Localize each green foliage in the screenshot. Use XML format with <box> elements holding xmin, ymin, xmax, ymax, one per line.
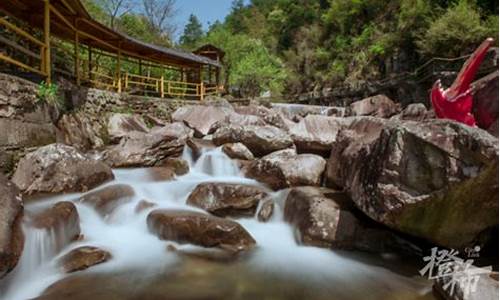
<box><xmin>37</xmin><ymin>82</ymin><xmax>64</xmax><ymax>109</ymax></box>
<box><xmin>205</xmin><ymin>25</ymin><xmax>286</xmax><ymax>97</ymax></box>
<box><xmin>417</xmin><ymin>0</ymin><xmax>494</xmax><ymax>57</ymax></box>
<box><xmin>179</xmin><ymin>14</ymin><xmax>205</xmax><ymax>50</ymax></box>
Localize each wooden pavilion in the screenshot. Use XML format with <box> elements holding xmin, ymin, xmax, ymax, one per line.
<box><xmin>0</xmin><ymin>0</ymin><xmax>223</xmax><ymax>100</ymax></box>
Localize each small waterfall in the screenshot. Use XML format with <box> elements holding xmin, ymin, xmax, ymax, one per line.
<box><xmin>189</xmin><ymin>147</ymin><xmax>240</xmax><ymax>177</ymax></box>
<box><xmin>0</xmin><ymin>143</ymin><xmax>434</xmax><ymax>300</ymax></box>
<box><xmin>0</xmin><ymin>226</ymin><xmax>63</xmax><ymax>300</ymax></box>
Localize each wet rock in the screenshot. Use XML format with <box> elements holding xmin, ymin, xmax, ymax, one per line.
<box><xmin>172</xmin><ymin>105</ymin><xmax>234</xmax><ymax>137</ymax></box>
<box><xmin>160</xmin><ymin>157</ymin><xmax>190</xmax><ymax>175</ymax></box>
<box><xmin>222</xmin><ymin>143</ymin><xmax>254</xmax><ymax>160</ymax></box>
<box><xmin>257</xmin><ymin>199</ymin><xmax>274</xmax><ymax>222</ymax></box>
<box><xmin>146</xmin><ymin>158</ymin><xmax>189</xmax><ymax>181</ymax></box>
<box><xmin>328</xmin><ymin>118</ymin><xmax>499</xmax><ymax>249</ymax></box>
<box><xmin>245</xmin><ymin>149</ymin><xmax>326</xmax><ymax>190</ymax></box>
<box><xmin>213</xmin><ymin>125</ymin><xmax>294</xmax><ymax>157</ymax></box>
<box><xmin>349</xmin><ymin>94</ymin><xmax>400</xmax><ymax>118</ymax></box>
<box><xmin>0</xmin><ymin>174</ymin><xmax>24</xmax><ymax>278</ymax></box>
<box><xmin>186</xmin><ymin>183</ymin><xmax>269</xmax><ymax>217</ymax></box>
<box><xmin>186</xmin><ymin>138</ymin><xmax>216</xmax><ymax>160</ymax></box>
<box><xmin>288</xmin><ymin>115</ymin><xmax>346</xmax><ymax>156</ymax></box>
<box><xmin>284</xmin><ymin>187</ymin><xmax>416</xmax><ymax>253</ymax></box>
<box><xmin>59</xmin><ymin>246</ymin><xmax>111</xmax><ymax>273</ymax></box>
<box><xmin>31</xmin><ymin>201</ymin><xmax>80</xmax><ymax>252</ymax></box>
<box><xmin>78</xmin><ymin>184</ymin><xmax>135</xmax><ymax>217</ymax></box>
<box><xmin>147</xmin><ymin>209</ymin><xmax>256</xmax><ymax>252</ymax></box>
<box><xmin>12</xmin><ymin>144</ymin><xmax>114</xmax><ymax>195</ymax></box>
<box><xmin>103</xmin><ymin>122</ymin><xmax>193</xmax><ymax>167</ymax></box>
<box><xmin>107</xmin><ymin>113</ymin><xmax>149</xmax><ymax>143</ymax></box>
<box><xmin>135</xmin><ymin>200</ymin><xmax>157</xmax><ymax>213</ymax></box>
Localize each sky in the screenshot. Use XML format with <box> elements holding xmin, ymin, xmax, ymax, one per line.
<box><xmin>172</xmin><ymin>0</ymin><xmax>249</xmax><ymax>39</ymax></box>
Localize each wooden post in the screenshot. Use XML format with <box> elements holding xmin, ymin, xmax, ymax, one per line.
<box><xmin>88</xmin><ymin>45</ymin><xmax>92</xmax><ymax>81</ymax></box>
<box><xmin>124</xmin><ymin>72</ymin><xmax>128</xmax><ymax>90</ymax></box>
<box><xmin>116</xmin><ymin>47</ymin><xmax>121</xmax><ymax>92</ymax></box>
<box><xmin>160</xmin><ymin>75</ymin><xmax>164</xmax><ymax>98</ymax></box>
<box><xmin>200</xmin><ymin>82</ymin><xmax>204</xmax><ymax>101</ymax></box>
<box><xmin>74</xmin><ymin>22</ymin><xmax>80</xmax><ymax>85</ymax></box>
<box><xmin>43</xmin><ymin>0</ymin><xmax>51</xmax><ymax>83</ymax></box>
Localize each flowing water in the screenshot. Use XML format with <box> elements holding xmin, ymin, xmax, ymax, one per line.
<box><xmin>0</xmin><ymin>146</ymin><xmax>436</xmax><ymax>300</ymax></box>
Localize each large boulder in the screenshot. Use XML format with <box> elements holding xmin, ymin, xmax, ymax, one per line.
<box><xmin>288</xmin><ymin>115</ymin><xmax>346</xmax><ymax>156</ymax></box>
<box><xmin>284</xmin><ymin>187</ymin><xmax>413</xmax><ymax>253</ymax></box>
<box><xmin>213</xmin><ymin>125</ymin><xmax>293</xmax><ymax>157</ymax></box>
<box><xmin>234</xmin><ymin>105</ymin><xmax>289</xmax><ymax>130</ymax></box>
<box><xmin>103</xmin><ymin>122</ymin><xmax>193</xmax><ymax>167</ymax></box>
<box><xmin>327</xmin><ymin>118</ymin><xmax>499</xmax><ymax>249</ymax></box>
<box><xmin>391</xmin><ymin>103</ymin><xmax>433</xmax><ymax>122</ymax></box>
<box><xmin>145</xmin><ymin>158</ymin><xmax>190</xmax><ymax>181</ymax></box>
<box><xmin>12</xmin><ymin>144</ymin><xmax>114</xmax><ymax>195</ymax></box>
<box><xmin>186</xmin><ymin>183</ymin><xmax>269</xmax><ymax>217</ymax></box>
<box><xmin>172</xmin><ymin>105</ymin><xmax>234</xmax><ymax>137</ymax></box>
<box><xmin>58</xmin><ymin>246</ymin><xmax>111</xmax><ymax>273</ymax></box>
<box><xmin>245</xmin><ymin>149</ymin><xmax>326</xmax><ymax>190</ymax></box>
<box><xmin>472</xmin><ymin>71</ymin><xmax>498</xmax><ymax>136</ymax></box>
<box><xmin>326</xmin><ymin>116</ymin><xmax>388</xmax><ymax>189</ymax></box>
<box><xmin>107</xmin><ymin>113</ymin><xmax>149</xmax><ymax>143</ymax></box>
<box><xmin>349</xmin><ymin>94</ymin><xmax>400</xmax><ymax>118</ymax></box>
<box><xmin>56</xmin><ymin>112</ymin><xmax>107</xmax><ymax>151</ymax></box>
<box><xmin>147</xmin><ymin>209</ymin><xmax>256</xmax><ymax>252</ymax></box>
<box><xmin>271</xmin><ymin>103</ymin><xmax>347</xmax><ymax>120</ymax></box>
<box><xmin>30</xmin><ymin>201</ymin><xmax>80</xmax><ymax>252</ymax></box>
<box><xmin>0</xmin><ymin>174</ymin><xmax>24</xmax><ymax>279</ymax></box>
<box><xmin>77</xmin><ymin>184</ymin><xmax>135</xmax><ymax>217</ymax></box>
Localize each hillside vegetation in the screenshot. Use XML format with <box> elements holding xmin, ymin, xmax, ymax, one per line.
<box><xmin>84</xmin><ymin>0</ymin><xmax>498</xmax><ymax>97</ymax></box>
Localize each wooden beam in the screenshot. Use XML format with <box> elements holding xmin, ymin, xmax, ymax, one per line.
<box><xmin>0</xmin><ymin>17</ymin><xmax>44</xmax><ymax>47</ymax></box>
<box><xmin>0</xmin><ymin>53</ymin><xmax>46</xmax><ymax>76</ymax></box>
<box><xmin>116</xmin><ymin>46</ymin><xmax>121</xmax><ymax>92</ymax></box>
<box><xmin>59</xmin><ymin>0</ymin><xmax>76</xmax><ymax>15</ymax></box>
<box><xmin>43</xmin><ymin>0</ymin><xmax>51</xmax><ymax>83</ymax></box>
<box><xmin>0</xmin><ymin>35</ymin><xmax>40</xmax><ymax>60</ymax></box>
<box><xmin>74</xmin><ymin>20</ymin><xmax>79</xmax><ymax>85</ymax></box>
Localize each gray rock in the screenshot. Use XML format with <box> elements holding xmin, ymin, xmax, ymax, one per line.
<box><xmin>12</xmin><ymin>144</ymin><xmax>114</xmax><ymax>195</ymax></box>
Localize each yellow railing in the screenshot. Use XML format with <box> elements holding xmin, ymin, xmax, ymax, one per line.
<box><xmin>0</xmin><ymin>17</ymin><xmax>47</xmax><ymax>77</ymax></box>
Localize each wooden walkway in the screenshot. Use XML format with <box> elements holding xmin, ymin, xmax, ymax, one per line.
<box><xmin>0</xmin><ymin>0</ymin><xmax>223</xmax><ymax>100</ymax></box>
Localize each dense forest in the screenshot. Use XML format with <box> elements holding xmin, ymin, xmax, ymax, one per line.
<box><xmin>84</xmin><ymin>0</ymin><xmax>498</xmax><ymax>97</ymax></box>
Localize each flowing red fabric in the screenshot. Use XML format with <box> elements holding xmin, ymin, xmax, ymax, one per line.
<box><xmin>430</xmin><ymin>38</ymin><xmax>494</xmax><ymax>127</ymax></box>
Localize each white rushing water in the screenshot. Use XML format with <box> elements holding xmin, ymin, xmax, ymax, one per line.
<box><xmin>0</xmin><ymin>146</ymin><xmax>432</xmax><ymax>300</ymax></box>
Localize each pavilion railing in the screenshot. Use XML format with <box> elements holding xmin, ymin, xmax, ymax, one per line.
<box><xmin>0</xmin><ymin>16</ymin><xmax>47</xmax><ymax>78</ymax></box>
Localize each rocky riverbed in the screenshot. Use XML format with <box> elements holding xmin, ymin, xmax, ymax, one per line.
<box><xmin>0</xmin><ymin>81</ymin><xmax>498</xmax><ymax>299</ymax></box>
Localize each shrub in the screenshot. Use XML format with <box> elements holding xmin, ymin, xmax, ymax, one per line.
<box><xmin>37</xmin><ymin>81</ymin><xmax>64</xmax><ymax>109</ymax></box>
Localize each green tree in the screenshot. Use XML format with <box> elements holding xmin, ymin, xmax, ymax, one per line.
<box><xmin>417</xmin><ymin>0</ymin><xmax>494</xmax><ymax>57</ymax></box>
<box><xmin>205</xmin><ymin>26</ymin><xmax>286</xmax><ymax>97</ymax></box>
<box><xmin>179</xmin><ymin>14</ymin><xmax>204</xmax><ymax>50</ymax></box>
